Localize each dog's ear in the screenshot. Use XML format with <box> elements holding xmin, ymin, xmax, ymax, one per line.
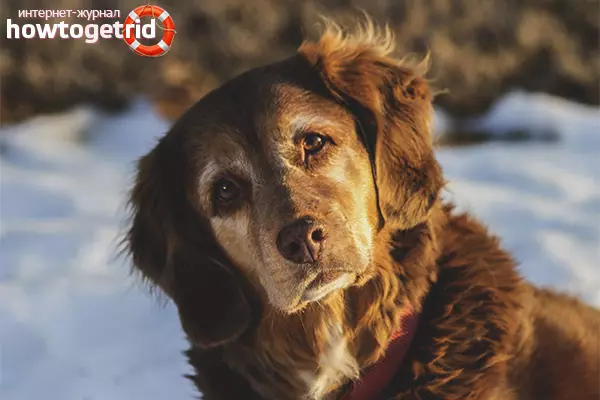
<box><xmin>170</xmin><ymin>249</ymin><xmax>253</xmax><ymax>349</ymax></box>
<box><xmin>126</xmin><ymin>134</ymin><xmax>251</xmax><ymax>348</ymax></box>
<box><xmin>299</xmin><ymin>22</ymin><xmax>444</xmax><ymax>229</ymax></box>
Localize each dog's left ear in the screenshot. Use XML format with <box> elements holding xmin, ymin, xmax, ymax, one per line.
<box><xmin>299</xmin><ymin>23</ymin><xmax>444</xmax><ymax>229</ymax></box>
<box><xmin>126</xmin><ymin>134</ymin><xmax>251</xmax><ymax>349</ymax></box>
<box><xmin>170</xmin><ymin>249</ymin><xmax>253</xmax><ymax>349</ymax></box>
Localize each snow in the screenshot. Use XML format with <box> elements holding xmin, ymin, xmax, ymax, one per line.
<box><xmin>1</xmin><ymin>93</ymin><xmax>599</xmax><ymax>399</ymax></box>
<box><xmin>1</xmin><ymin>100</ymin><xmax>195</xmax><ymax>400</ymax></box>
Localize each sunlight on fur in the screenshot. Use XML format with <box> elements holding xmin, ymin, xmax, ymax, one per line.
<box><xmin>308</xmin><ymin>15</ymin><xmax>432</xmax><ymax>81</ymax></box>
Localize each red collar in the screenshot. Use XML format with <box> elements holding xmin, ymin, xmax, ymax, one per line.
<box><xmin>340</xmin><ymin>311</ymin><xmax>420</xmax><ymax>400</ymax></box>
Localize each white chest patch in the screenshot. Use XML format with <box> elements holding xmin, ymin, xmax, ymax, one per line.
<box><xmin>300</xmin><ymin>324</ymin><xmax>359</xmax><ymax>400</ymax></box>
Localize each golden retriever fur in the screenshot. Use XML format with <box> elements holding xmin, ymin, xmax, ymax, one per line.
<box><xmin>125</xmin><ymin>19</ymin><xmax>600</xmax><ymax>400</ymax></box>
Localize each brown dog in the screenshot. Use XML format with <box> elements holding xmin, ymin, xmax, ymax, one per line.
<box><xmin>125</xmin><ymin>20</ymin><xmax>600</xmax><ymax>400</ymax></box>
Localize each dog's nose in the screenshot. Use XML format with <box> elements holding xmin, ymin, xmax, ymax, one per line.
<box><xmin>276</xmin><ymin>217</ymin><xmax>325</xmax><ymax>264</ymax></box>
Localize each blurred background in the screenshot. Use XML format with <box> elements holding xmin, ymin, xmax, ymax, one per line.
<box><xmin>1</xmin><ymin>0</ymin><xmax>599</xmax><ymax>127</ymax></box>
<box><xmin>1</xmin><ymin>1</ymin><xmax>599</xmax><ymax>399</ymax></box>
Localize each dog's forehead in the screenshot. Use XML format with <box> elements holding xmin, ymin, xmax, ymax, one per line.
<box><xmin>185</xmin><ymin>57</ymin><xmax>360</xmax><ymax>188</ymax></box>
<box><xmin>193</xmin><ymin>65</ymin><xmax>349</xmax><ymax>151</ymax></box>
<box><xmin>260</xmin><ymin>83</ymin><xmax>348</xmax><ymax>139</ymax></box>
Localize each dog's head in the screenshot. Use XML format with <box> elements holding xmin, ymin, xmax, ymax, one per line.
<box><xmin>126</xmin><ymin>21</ymin><xmax>443</xmax><ymax>349</ymax></box>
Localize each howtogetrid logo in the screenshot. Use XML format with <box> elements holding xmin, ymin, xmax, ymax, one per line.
<box><xmin>5</xmin><ymin>4</ymin><xmax>177</xmax><ymax>58</ymax></box>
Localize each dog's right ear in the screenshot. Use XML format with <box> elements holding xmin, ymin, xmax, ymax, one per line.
<box><xmin>299</xmin><ymin>20</ymin><xmax>444</xmax><ymax>230</ymax></box>
<box><xmin>126</xmin><ymin>134</ymin><xmax>251</xmax><ymax>348</ymax></box>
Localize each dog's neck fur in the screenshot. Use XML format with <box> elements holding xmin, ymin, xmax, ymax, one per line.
<box><xmin>222</xmin><ymin>207</ymin><xmax>445</xmax><ymax>400</ymax></box>
<box><xmin>197</xmin><ymin>204</ymin><xmax>526</xmax><ymax>400</ymax></box>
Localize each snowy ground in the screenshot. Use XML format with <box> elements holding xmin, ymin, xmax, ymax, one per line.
<box><xmin>1</xmin><ymin>93</ymin><xmax>599</xmax><ymax>400</ymax></box>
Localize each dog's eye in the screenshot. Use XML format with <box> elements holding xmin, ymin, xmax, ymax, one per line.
<box><xmin>214</xmin><ymin>178</ymin><xmax>240</xmax><ymax>203</ymax></box>
<box><xmin>302</xmin><ymin>133</ymin><xmax>327</xmax><ymax>154</ymax></box>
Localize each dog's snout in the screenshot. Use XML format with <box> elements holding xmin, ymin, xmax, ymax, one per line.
<box><xmin>276</xmin><ymin>217</ymin><xmax>325</xmax><ymax>264</ymax></box>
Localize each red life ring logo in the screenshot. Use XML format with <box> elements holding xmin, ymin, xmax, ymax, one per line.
<box><xmin>123</xmin><ymin>5</ymin><xmax>175</xmax><ymax>57</ymax></box>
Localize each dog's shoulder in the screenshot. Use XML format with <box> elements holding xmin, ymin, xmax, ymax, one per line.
<box><xmin>383</xmin><ymin>205</ymin><xmax>526</xmax><ymax>399</ymax></box>
<box><xmin>385</xmin><ymin>205</ymin><xmax>600</xmax><ymax>399</ymax></box>
<box><xmin>441</xmin><ymin>207</ymin><xmax>600</xmax><ymax>398</ymax></box>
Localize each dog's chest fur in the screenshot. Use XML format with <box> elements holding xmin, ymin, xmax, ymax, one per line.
<box><xmin>299</xmin><ymin>323</ymin><xmax>359</xmax><ymax>400</ymax></box>
<box><xmin>228</xmin><ymin>308</ymin><xmax>362</xmax><ymax>400</ymax></box>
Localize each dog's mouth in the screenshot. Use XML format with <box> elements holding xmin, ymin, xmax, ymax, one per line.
<box><xmin>301</xmin><ymin>271</ymin><xmax>354</xmax><ymax>303</ymax></box>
